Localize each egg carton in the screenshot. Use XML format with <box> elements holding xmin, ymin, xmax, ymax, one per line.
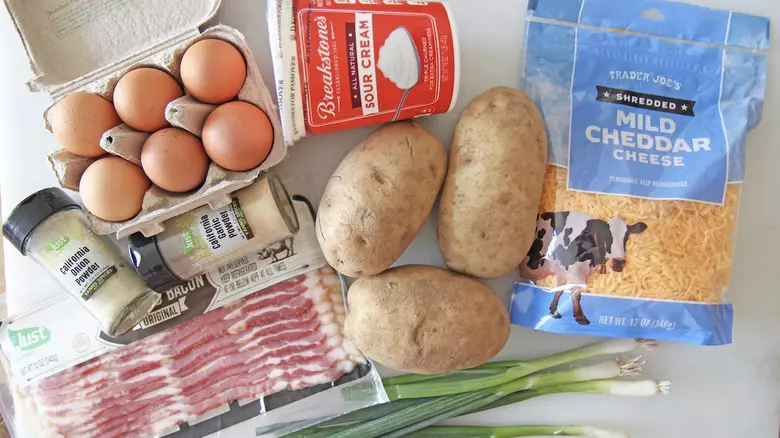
<box><xmin>7</xmin><ymin>0</ymin><xmax>286</xmax><ymax>239</ymax></box>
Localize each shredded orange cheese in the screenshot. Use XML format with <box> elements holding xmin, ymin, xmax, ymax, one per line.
<box><xmin>533</xmin><ymin>165</ymin><xmax>739</xmax><ymax>303</ymax></box>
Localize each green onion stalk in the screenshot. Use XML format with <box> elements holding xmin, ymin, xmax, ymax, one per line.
<box><xmin>307</xmin><ymin>339</ymin><xmax>654</xmax><ymax>432</ymax></box>
<box><xmin>384</xmin><ymin>338</ymin><xmax>656</xmax><ymax>399</ymax></box>
<box><xmin>382</xmin><ymin>338</ymin><xmax>656</xmax><ymax>388</ymax></box>
<box><xmin>279</xmin><ymin>339</ymin><xmax>664</xmax><ymax>438</ymax></box>
<box><xmin>470</xmin><ymin>379</ymin><xmax>671</xmax><ymax>415</ymax></box>
<box><xmin>325</xmin><ymin>357</ymin><xmax>643</xmax><ymax>438</ymax></box>
<box><xmin>286</xmin><ymin>379</ymin><xmax>669</xmax><ymax>438</ymax></box>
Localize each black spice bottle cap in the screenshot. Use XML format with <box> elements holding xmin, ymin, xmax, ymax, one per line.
<box><xmin>128</xmin><ymin>232</ymin><xmax>184</xmax><ymax>292</ymax></box>
<box><xmin>2</xmin><ymin>188</ymin><xmax>80</xmax><ymax>255</ymax></box>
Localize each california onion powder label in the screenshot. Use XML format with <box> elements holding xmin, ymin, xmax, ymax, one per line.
<box><xmin>269</xmin><ymin>0</ymin><xmax>459</xmax><ymax>144</ymax></box>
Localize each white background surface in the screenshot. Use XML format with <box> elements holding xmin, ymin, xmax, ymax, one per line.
<box><xmin>0</xmin><ymin>1</ymin><xmax>779</xmax><ymax>437</ymax></box>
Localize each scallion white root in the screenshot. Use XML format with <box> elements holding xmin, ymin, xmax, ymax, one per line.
<box><xmin>617</xmin><ymin>356</ymin><xmax>644</xmax><ymax>377</ymax></box>
<box><xmin>603</xmin><ymin>380</ymin><xmax>671</xmax><ymax>396</ymax></box>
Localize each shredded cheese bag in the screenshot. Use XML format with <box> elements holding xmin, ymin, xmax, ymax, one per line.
<box><xmin>509</xmin><ymin>0</ymin><xmax>769</xmax><ymax>345</ymax></box>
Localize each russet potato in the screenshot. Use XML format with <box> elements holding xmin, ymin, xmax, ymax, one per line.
<box><xmin>317</xmin><ymin>122</ymin><xmax>447</xmax><ymax>277</ymax></box>
<box><xmin>344</xmin><ymin>265</ymin><xmax>510</xmax><ymax>374</ymax></box>
<box><xmin>438</xmin><ymin>87</ymin><xmax>547</xmax><ymax>278</ymax></box>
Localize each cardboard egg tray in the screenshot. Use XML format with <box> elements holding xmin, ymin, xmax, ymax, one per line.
<box><xmin>6</xmin><ymin>0</ymin><xmax>286</xmax><ymax>239</ymax></box>
<box><xmin>47</xmin><ymin>26</ymin><xmax>284</xmax><ymax>238</ymax></box>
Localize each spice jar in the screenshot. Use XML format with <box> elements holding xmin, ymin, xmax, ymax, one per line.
<box><xmin>128</xmin><ymin>174</ymin><xmax>299</xmax><ymax>292</ymax></box>
<box><xmin>2</xmin><ymin>188</ymin><xmax>160</xmax><ymax>337</ymax></box>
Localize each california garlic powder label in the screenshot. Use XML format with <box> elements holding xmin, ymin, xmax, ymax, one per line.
<box><xmin>181</xmin><ymin>197</ymin><xmax>255</xmax><ymax>262</ymax></box>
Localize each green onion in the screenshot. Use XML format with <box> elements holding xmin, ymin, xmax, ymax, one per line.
<box><xmin>387</xmin><ymin>354</ymin><xmax>642</xmax><ymax>400</ymax></box>
<box><xmin>382</xmin><ymin>368</ymin><xmax>507</xmax><ymax>386</ymax></box>
<box><xmin>498</xmin><ymin>357</ymin><xmax>642</xmax><ymax>394</ymax></box>
<box><xmin>382</xmin><ymin>372</ymin><xmax>459</xmax><ymax>386</ymax></box>
<box><xmin>468</xmin><ymin>379</ymin><xmax>671</xmax><ymax>415</ymax></box>
<box><xmin>380</xmin><ymin>391</ymin><xmax>507</xmax><ymax>438</ymax></box>
<box><xmin>385</xmin><ymin>338</ymin><xmax>654</xmax><ymax>399</ymax></box>
<box><xmin>393</xmin><ymin>379</ymin><xmax>669</xmax><ymax>438</ymax></box>
<box><xmin>327</xmin><ymin>390</ymin><xmax>491</xmax><ymax>438</ymax></box>
<box><xmin>406</xmin><ymin>425</ymin><xmax>629</xmax><ymax>438</ymax></box>
<box><xmin>326</xmin><ymin>358</ymin><xmax>638</xmax><ymax>438</ymax></box>
<box><xmin>474</xmin><ymin>338</ymin><xmax>656</xmax><ymax>369</ymax></box>
<box><xmin>378</xmin><ymin>359</ymin><xmax>640</xmax><ymax>438</ymax></box>
<box><xmin>288</xmin><ymin>398</ymin><xmax>430</xmax><ymax>434</ymax></box>
<box><xmin>289</xmin><ymin>379</ymin><xmax>669</xmax><ymax>438</ymax></box>
<box><xmin>277</xmin><ymin>340</ymin><xmax>667</xmax><ymax>438</ymax></box>
<box><xmin>282</xmin><ymin>425</ymin><xmax>352</xmax><ymax>438</ymax></box>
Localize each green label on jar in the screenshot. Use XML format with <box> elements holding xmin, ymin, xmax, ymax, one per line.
<box><xmin>177</xmin><ymin>197</ymin><xmax>254</xmax><ymax>262</ymax></box>
<box><xmin>45</xmin><ymin>236</ymin><xmax>70</xmax><ymax>255</ymax></box>
<box><xmin>182</xmin><ymin>230</ymin><xmax>196</xmax><ymax>255</ymax></box>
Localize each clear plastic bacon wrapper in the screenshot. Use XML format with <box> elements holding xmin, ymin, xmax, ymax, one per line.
<box><xmin>0</xmin><ymin>196</ymin><xmax>387</xmax><ymax>438</ymax></box>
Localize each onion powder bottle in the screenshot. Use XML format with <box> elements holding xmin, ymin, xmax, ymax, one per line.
<box><xmin>3</xmin><ymin>188</ymin><xmax>159</xmax><ymax>337</ymax></box>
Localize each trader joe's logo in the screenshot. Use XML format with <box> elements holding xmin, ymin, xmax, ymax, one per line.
<box><xmin>9</xmin><ymin>327</ymin><xmax>51</xmax><ymax>351</ymax></box>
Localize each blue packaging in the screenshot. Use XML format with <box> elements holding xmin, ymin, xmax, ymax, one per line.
<box><xmin>510</xmin><ymin>0</ymin><xmax>769</xmax><ymax>345</ymax></box>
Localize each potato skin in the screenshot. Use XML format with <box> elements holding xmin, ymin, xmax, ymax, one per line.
<box><xmin>344</xmin><ymin>265</ymin><xmax>510</xmax><ymax>374</ymax></box>
<box><xmin>438</xmin><ymin>87</ymin><xmax>547</xmax><ymax>278</ymax></box>
<box><xmin>317</xmin><ymin>122</ymin><xmax>447</xmax><ymax>277</ymax></box>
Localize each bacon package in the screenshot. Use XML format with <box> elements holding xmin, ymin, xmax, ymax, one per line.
<box><xmin>510</xmin><ymin>0</ymin><xmax>769</xmax><ymax>345</ymax></box>
<box><xmin>0</xmin><ymin>199</ymin><xmax>385</xmax><ymax>438</ymax></box>
<box><xmin>11</xmin><ymin>267</ymin><xmax>366</xmax><ymax>438</ymax></box>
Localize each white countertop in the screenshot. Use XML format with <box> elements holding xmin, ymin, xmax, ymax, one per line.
<box><xmin>1</xmin><ymin>1</ymin><xmax>779</xmax><ymax>437</ymax></box>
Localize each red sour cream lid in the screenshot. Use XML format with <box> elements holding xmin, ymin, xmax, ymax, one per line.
<box><xmin>268</xmin><ymin>0</ymin><xmax>460</xmax><ymax>144</ymax></box>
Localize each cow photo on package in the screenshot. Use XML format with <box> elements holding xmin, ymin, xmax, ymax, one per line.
<box><xmin>519</xmin><ymin>211</ymin><xmax>647</xmax><ymax>325</ymax></box>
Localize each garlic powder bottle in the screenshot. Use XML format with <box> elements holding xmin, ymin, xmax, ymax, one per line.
<box><xmin>128</xmin><ymin>174</ymin><xmax>299</xmax><ymax>292</ymax></box>
<box><xmin>2</xmin><ymin>188</ymin><xmax>159</xmax><ymax>337</ymax></box>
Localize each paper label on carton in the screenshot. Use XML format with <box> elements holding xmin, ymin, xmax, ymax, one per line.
<box><xmin>1</xmin><ymin>200</ymin><xmax>325</xmax><ymax>386</ymax></box>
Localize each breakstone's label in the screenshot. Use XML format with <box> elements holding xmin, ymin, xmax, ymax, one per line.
<box><xmin>269</xmin><ymin>0</ymin><xmax>458</xmax><ymax>144</ymax></box>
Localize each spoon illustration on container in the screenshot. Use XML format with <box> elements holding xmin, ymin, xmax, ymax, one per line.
<box><xmin>377</xmin><ymin>27</ymin><xmax>421</xmax><ymax>122</ymax></box>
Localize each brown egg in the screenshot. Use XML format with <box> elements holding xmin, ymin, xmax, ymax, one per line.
<box><xmin>51</xmin><ymin>93</ymin><xmax>120</xmax><ymax>157</ymax></box>
<box><xmin>80</xmin><ymin>157</ymin><xmax>150</xmax><ymax>222</ymax></box>
<box><xmin>202</xmin><ymin>101</ymin><xmax>273</xmax><ymax>171</ymax></box>
<box><xmin>113</xmin><ymin>68</ymin><xmax>183</xmax><ymax>132</ymax></box>
<box><xmin>141</xmin><ymin>128</ymin><xmax>209</xmax><ymax>193</ymax></box>
<box><xmin>180</xmin><ymin>39</ymin><xmax>247</xmax><ymax>104</ymax></box>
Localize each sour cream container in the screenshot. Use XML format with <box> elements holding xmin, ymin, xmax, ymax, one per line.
<box><xmin>268</xmin><ymin>0</ymin><xmax>460</xmax><ymax>144</ymax></box>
